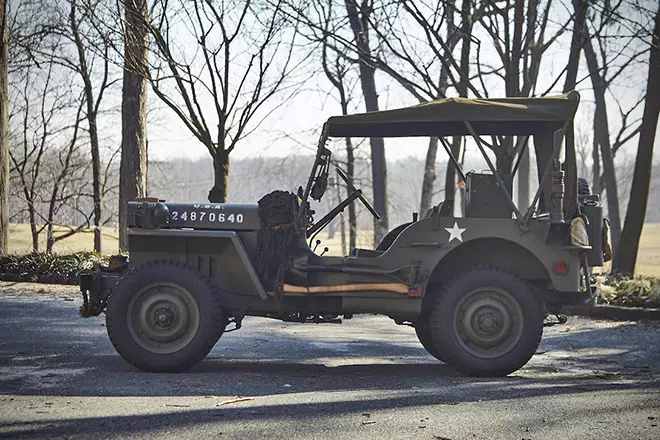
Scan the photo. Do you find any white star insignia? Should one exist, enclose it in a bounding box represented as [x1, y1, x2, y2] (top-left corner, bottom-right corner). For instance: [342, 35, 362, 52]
[445, 221, 466, 243]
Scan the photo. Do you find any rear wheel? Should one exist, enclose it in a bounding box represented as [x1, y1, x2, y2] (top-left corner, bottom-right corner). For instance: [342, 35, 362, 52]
[106, 260, 226, 372]
[428, 267, 543, 377]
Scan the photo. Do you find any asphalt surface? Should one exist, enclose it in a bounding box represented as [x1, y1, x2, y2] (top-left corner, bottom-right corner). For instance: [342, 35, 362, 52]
[0, 284, 659, 439]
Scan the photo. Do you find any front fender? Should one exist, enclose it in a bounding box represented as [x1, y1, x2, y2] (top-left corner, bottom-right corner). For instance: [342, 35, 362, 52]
[127, 229, 267, 300]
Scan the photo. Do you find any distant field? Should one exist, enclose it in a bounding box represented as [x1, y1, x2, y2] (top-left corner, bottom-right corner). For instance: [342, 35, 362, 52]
[8, 223, 119, 255]
[635, 223, 660, 276]
[7, 222, 660, 276]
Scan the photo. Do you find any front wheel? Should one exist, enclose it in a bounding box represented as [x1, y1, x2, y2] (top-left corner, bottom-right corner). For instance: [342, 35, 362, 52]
[106, 260, 226, 372]
[428, 268, 543, 377]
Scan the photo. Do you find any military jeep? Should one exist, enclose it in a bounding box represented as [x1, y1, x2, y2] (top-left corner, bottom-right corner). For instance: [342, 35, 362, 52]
[81, 91, 608, 377]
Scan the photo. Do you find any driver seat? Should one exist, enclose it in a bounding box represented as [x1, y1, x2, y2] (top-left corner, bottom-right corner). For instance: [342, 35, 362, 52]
[349, 199, 454, 258]
[423, 199, 453, 219]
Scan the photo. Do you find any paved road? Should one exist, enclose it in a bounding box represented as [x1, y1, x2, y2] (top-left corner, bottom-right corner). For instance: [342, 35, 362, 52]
[0, 285, 659, 439]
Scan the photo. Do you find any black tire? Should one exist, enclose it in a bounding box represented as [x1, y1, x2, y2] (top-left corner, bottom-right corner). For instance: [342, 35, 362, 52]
[106, 260, 226, 372]
[414, 316, 444, 362]
[428, 267, 543, 377]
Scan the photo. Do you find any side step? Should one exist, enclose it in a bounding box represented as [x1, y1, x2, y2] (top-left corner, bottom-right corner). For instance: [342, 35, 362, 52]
[282, 283, 409, 294]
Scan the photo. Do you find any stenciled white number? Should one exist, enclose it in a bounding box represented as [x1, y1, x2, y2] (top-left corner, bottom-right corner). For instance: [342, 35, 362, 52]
[172, 210, 245, 223]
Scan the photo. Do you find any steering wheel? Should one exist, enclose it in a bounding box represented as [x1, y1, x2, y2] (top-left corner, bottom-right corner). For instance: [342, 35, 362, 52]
[336, 168, 381, 220]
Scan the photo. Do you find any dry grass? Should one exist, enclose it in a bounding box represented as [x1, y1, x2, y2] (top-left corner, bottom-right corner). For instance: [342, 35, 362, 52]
[7, 221, 660, 276]
[634, 223, 660, 277]
[7, 223, 120, 255]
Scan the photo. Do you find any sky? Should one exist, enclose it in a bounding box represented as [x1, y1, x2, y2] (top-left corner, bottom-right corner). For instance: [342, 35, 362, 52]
[140, 0, 656, 172]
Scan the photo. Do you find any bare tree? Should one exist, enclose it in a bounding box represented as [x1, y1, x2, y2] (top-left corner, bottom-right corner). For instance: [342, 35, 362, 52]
[8, 58, 96, 253]
[118, 0, 149, 251]
[580, 1, 651, 252]
[0, 0, 8, 255]
[343, 0, 388, 243]
[476, 0, 569, 208]
[68, 0, 114, 252]
[318, 1, 359, 249]
[419, 1, 459, 215]
[613, 2, 660, 275]
[559, 0, 589, 221]
[145, 0, 302, 203]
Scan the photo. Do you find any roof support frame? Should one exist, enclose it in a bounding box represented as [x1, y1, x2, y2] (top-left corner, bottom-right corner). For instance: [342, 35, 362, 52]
[438, 137, 467, 183]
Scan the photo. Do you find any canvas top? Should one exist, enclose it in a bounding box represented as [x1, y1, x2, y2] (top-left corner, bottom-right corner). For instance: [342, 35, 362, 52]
[324, 91, 580, 138]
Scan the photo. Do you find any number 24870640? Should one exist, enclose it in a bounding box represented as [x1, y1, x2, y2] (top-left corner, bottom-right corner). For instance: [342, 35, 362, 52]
[170, 211, 244, 223]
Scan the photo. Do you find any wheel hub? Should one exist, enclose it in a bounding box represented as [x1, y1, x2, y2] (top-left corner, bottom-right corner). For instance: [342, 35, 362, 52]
[478, 312, 498, 332]
[155, 307, 174, 327]
[127, 283, 200, 355]
[453, 287, 524, 359]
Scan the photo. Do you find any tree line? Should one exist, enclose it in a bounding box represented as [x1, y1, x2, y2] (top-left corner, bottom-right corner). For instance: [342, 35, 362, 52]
[0, 0, 658, 275]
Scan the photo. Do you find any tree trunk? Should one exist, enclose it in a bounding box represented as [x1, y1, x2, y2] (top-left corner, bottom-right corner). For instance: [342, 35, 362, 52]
[208, 150, 229, 203]
[71, 1, 102, 252]
[88, 109, 102, 252]
[444, 137, 461, 214]
[345, 136, 357, 250]
[345, 0, 388, 244]
[29, 208, 38, 252]
[119, 0, 149, 252]
[0, 0, 8, 255]
[496, 152, 514, 177]
[517, 144, 530, 209]
[560, 0, 588, 220]
[583, 37, 621, 251]
[419, 1, 455, 215]
[612, 7, 660, 276]
[592, 134, 602, 195]
[420, 136, 438, 214]
[46, 225, 54, 254]
[445, 0, 471, 213]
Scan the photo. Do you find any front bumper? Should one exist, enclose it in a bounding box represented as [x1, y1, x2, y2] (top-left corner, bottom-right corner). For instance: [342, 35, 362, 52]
[79, 257, 127, 317]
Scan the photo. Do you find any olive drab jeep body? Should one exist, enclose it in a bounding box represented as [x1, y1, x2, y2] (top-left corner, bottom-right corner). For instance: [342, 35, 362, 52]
[80, 91, 609, 377]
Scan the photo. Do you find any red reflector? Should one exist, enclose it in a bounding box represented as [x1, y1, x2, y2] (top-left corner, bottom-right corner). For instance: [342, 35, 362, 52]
[554, 261, 568, 275]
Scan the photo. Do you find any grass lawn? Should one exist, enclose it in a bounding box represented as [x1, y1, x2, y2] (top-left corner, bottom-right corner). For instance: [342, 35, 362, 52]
[7, 223, 119, 255]
[7, 221, 660, 276]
